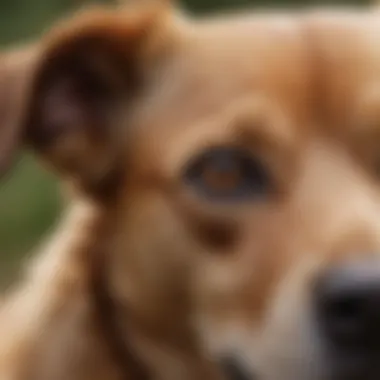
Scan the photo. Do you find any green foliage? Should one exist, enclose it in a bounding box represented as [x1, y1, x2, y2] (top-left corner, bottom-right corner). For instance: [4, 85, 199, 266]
[0, 156, 60, 285]
[0, 0, 367, 282]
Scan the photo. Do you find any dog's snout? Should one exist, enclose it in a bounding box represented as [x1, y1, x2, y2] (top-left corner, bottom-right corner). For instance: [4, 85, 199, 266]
[315, 261, 380, 349]
[219, 355, 253, 380]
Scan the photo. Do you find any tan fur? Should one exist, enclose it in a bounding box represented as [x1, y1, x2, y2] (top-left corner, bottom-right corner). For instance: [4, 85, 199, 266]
[2, 2, 380, 380]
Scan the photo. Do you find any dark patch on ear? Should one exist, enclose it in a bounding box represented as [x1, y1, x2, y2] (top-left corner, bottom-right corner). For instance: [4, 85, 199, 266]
[27, 36, 136, 151]
[20, 11, 156, 197]
[1, 4, 170, 200]
[0, 4, 170, 187]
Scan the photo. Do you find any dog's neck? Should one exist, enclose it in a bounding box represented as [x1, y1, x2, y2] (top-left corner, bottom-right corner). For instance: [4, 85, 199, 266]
[84, 197, 222, 380]
[86, 200, 152, 380]
[0, 196, 221, 380]
[0, 198, 145, 380]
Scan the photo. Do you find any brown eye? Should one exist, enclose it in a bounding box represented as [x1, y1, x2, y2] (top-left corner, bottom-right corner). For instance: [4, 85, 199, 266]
[184, 147, 270, 202]
[201, 158, 244, 193]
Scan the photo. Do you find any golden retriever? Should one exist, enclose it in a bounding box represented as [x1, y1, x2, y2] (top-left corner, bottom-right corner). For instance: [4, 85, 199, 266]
[2, 2, 380, 380]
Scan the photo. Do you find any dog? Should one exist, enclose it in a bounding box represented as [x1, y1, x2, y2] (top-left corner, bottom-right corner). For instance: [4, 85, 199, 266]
[2, 1, 380, 380]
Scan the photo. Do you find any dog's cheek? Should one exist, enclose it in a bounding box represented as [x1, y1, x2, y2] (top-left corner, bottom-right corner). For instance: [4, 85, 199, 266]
[110, 192, 200, 311]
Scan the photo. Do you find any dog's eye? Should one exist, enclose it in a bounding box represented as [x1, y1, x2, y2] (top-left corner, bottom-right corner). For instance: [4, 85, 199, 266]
[184, 147, 270, 201]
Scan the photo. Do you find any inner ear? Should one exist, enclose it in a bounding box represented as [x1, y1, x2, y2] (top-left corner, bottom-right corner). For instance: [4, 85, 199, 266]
[0, 4, 172, 187]
[27, 39, 133, 151]
[22, 14, 153, 192]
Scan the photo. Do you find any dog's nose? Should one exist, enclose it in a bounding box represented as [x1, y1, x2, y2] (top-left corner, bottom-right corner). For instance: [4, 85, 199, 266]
[219, 355, 252, 380]
[315, 261, 380, 349]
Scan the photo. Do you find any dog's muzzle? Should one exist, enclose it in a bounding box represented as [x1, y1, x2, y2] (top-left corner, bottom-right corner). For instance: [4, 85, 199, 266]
[314, 259, 380, 379]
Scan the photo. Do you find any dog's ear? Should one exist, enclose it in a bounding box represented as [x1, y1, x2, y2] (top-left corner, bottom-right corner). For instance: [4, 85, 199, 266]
[0, 46, 38, 178]
[0, 4, 171, 194]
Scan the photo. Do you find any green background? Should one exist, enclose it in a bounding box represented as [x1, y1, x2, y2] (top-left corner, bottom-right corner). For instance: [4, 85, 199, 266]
[0, 0, 368, 285]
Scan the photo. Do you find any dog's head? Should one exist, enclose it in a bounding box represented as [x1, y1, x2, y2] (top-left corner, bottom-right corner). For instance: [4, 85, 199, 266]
[4, 3, 380, 380]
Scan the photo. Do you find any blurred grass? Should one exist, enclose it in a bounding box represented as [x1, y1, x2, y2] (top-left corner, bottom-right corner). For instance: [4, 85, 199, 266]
[0, 0, 369, 286]
[0, 0, 72, 285]
[0, 157, 58, 253]
[0, 156, 60, 286]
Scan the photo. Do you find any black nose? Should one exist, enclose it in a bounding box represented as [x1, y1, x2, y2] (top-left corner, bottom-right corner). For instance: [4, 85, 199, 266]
[315, 261, 380, 350]
[219, 356, 252, 380]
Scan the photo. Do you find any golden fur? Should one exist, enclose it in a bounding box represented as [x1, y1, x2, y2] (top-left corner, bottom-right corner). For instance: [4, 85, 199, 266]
[2, 2, 380, 380]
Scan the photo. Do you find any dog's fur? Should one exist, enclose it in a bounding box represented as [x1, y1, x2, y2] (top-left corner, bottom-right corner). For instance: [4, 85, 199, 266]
[2, 2, 380, 380]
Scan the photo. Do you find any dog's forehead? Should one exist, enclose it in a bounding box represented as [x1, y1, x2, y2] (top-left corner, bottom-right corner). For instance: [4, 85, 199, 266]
[128, 14, 314, 156]
[307, 12, 380, 137]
